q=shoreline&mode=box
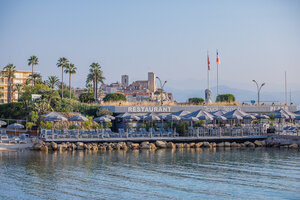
[0,134,299,152]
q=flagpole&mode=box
[217,63,219,96]
[216,49,219,97]
[207,51,209,90]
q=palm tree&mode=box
[28,73,42,85]
[46,76,59,90]
[14,83,23,101]
[86,62,105,100]
[64,63,77,98]
[3,64,16,103]
[56,57,69,99]
[28,55,39,86]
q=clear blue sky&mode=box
[0,0,299,99]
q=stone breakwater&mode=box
[31,138,299,152]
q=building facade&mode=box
[0,70,31,104]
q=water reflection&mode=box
[0,148,299,199]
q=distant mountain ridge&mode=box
[167,85,300,106]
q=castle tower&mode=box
[121,75,129,88]
[148,72,156,92]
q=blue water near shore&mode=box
[0,148,299,200]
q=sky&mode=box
[0,0,300,102]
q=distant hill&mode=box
[167,85,300,106]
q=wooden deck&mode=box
[43,135,267,143]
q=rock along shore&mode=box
[31,135,299,152]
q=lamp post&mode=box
[252,80,265,105]
[156,77,167,106]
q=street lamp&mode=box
[252,80,265,105]
[156,77,167,106]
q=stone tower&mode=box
[148,72,156,92]
[121,75,129,88]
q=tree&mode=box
[216,94,236,103]
[188,97,204,105]
[46,76,59,89]
[28,55,39,86]
[14,83,23,101]
[56,57,69,99]
[103,93,126,102]
[64,63,77,98]
[79,92,94,103]
[27,73,42,85]
[86,62,105,101]
[3,64,16,103]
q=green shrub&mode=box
[106,121,112,128]
[0,102,29,119]
[40,121,53,129]
[103,93,126,102]
[216,94,236,102]
[26,122,36,130]
[188,97,204,105]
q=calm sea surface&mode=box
[0,148,299,200]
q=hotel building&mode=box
[0,70,31,104]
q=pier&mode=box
[43,135,267,143]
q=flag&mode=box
[207,54,210,70]
[216,50,220,64]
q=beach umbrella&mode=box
[213,115,227,120]
[42,112,63,118]
[295,115,300,120]
[7,123,24,129]
[70,115,88,137]
[211,110,227,116]
[0,121,7,126]
[223,109,244,120]
[253,114,269,119]
[70,115,88,122]
[94,116,110,122]
[158,114,167,120]
[7,123,24,135]
[165,115,181,130]
[44,115,68,122]
[171,110,191,117]
[123,115,140,121]
[280,109,296,119]
[145,115,160,121]
[271,109,290,119]
[243,114,257,120]
[101,115,115,120]
[165,115,181,121]
[145,115,161,137]
[294,110,300,115]
[198,113,214,121]
[184,110,214,119]
[95,117,111,123]
[44,115,68,139]
[116,112,131,118]
[184,117,200,122]
[138,115,148,120]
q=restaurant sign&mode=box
[128,106,171,113]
